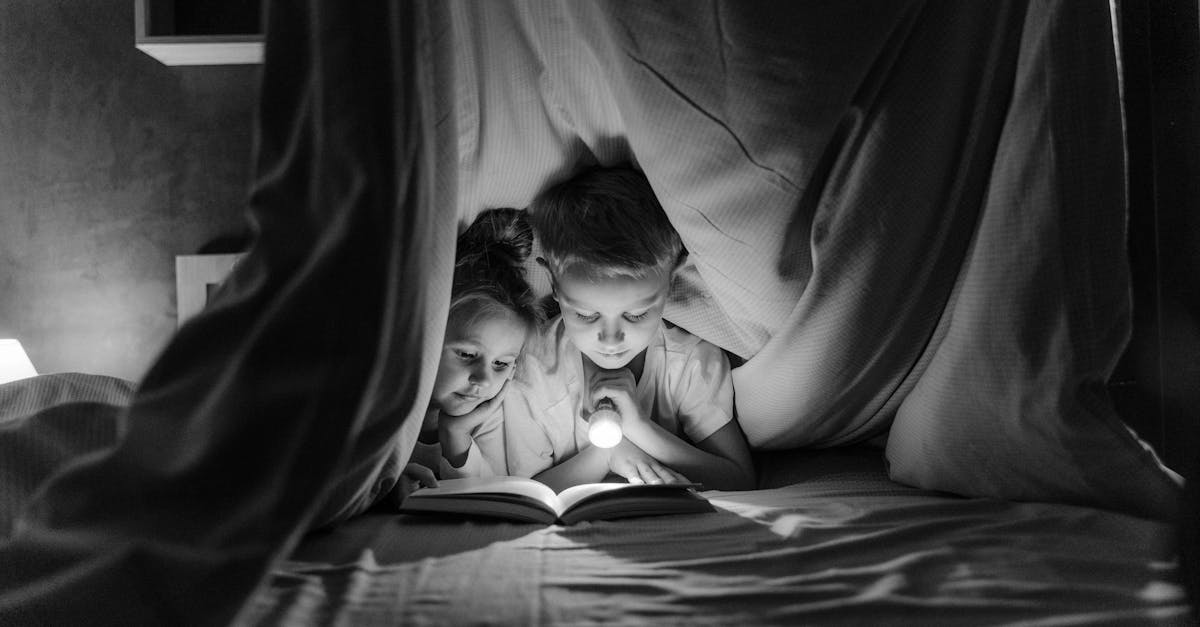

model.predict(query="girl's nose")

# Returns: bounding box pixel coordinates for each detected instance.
[468,365,493,388]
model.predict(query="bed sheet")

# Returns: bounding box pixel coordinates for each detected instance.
[247,450,1189,626]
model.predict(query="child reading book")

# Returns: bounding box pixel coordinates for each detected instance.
[504,166,755,492]
[398,208,546,495]
[309,209,546,527]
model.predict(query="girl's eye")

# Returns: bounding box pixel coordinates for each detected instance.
[624,312,648,322]
[575,312,600,323]
[457,351,476,360]
[492,361,511,371]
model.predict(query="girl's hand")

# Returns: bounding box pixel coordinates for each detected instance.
[587,368,641,424]
[398,462,438,502]
[608,440,688,485]
[439,379,510,437]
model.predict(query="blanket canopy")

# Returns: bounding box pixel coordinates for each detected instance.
[0,1,1180,624]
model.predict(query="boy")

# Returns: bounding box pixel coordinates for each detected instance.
[504,165,755,491]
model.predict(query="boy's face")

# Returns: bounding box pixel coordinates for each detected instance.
[554,266,670,370]
[433,309,527,416]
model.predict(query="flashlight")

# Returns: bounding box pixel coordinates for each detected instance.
[587,397,623,448]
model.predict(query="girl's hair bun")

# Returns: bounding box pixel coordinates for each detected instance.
[457,207,533,269]
[451,208,545,331]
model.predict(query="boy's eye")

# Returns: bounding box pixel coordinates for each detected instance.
[575,312,600,323]
[456,350,476,360]
[624,312,648,322]
[492,361,511,371]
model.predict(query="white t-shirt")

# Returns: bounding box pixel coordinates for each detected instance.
[504,317,734,478]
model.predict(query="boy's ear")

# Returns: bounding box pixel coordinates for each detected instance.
[672,249,689,273]
[536,257,559,296]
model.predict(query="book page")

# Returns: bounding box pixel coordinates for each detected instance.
[414,476,562,510]
[556,482,700,512]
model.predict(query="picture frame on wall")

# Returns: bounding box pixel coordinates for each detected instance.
[175,253,245,327]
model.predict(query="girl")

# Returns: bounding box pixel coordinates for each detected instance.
[398,208,544,495]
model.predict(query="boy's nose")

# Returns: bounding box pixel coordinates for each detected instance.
[598,323,625,347]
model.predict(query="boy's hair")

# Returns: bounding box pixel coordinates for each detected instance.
[529,165,685,281]
[451,208,546,333]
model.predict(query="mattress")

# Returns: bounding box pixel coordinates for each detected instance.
[239,448,1188,626]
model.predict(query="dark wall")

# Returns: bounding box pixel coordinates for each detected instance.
[0,0,258,381]
[1116,1,1198,612]
[1114,0,1200,475]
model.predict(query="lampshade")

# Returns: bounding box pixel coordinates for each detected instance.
[0,339,38,384]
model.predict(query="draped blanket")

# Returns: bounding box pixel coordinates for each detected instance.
[0,2,1180,624]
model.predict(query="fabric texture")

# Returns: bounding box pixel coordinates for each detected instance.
[0,374,135,537]
[439,0,1177,519]
[504,317,734,479]
[0,1,1182,624]
[0,2,455,624]
[255,448,1187,626]
[884,1,1181,519]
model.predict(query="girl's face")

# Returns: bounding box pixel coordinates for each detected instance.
[432,308,528,416]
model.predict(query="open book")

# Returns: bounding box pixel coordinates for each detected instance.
[399,476,714,525]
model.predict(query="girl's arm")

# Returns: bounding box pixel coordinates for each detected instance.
[439,408,505,477]
[439,381,509,474]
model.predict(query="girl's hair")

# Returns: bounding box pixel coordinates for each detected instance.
[449,208,545,334]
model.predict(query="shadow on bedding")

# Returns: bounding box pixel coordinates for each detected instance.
[753,444,889,489]
[293,512,544,564]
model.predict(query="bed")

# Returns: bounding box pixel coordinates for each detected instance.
[0,374,1189,625]
[0,1,1195,625]
[261,448,1189,626]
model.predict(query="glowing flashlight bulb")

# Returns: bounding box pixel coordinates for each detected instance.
[588,398,623,448]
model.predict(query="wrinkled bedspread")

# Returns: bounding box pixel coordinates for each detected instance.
[244,452,1188,626]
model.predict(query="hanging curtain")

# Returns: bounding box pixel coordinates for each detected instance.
[0,2,456,624]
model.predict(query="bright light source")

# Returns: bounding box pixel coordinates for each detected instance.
[587,399,623,448]
[0,339,37,385]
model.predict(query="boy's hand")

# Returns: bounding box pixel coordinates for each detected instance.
[608,440,688,485]
[439,379,510,436]
[587,368,641,423]
[398,462,438,502]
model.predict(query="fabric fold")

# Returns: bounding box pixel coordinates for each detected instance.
[0,2,452,623]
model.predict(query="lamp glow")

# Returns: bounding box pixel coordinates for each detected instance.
[587,398,623,449]
[0,339,37,385]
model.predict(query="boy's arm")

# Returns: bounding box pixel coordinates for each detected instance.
[618,418,755,490]
[532,438,687,491]
[590,343,755,490]
[531,445,611,492]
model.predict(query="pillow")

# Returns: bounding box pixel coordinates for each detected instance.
[0,373,135,535]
